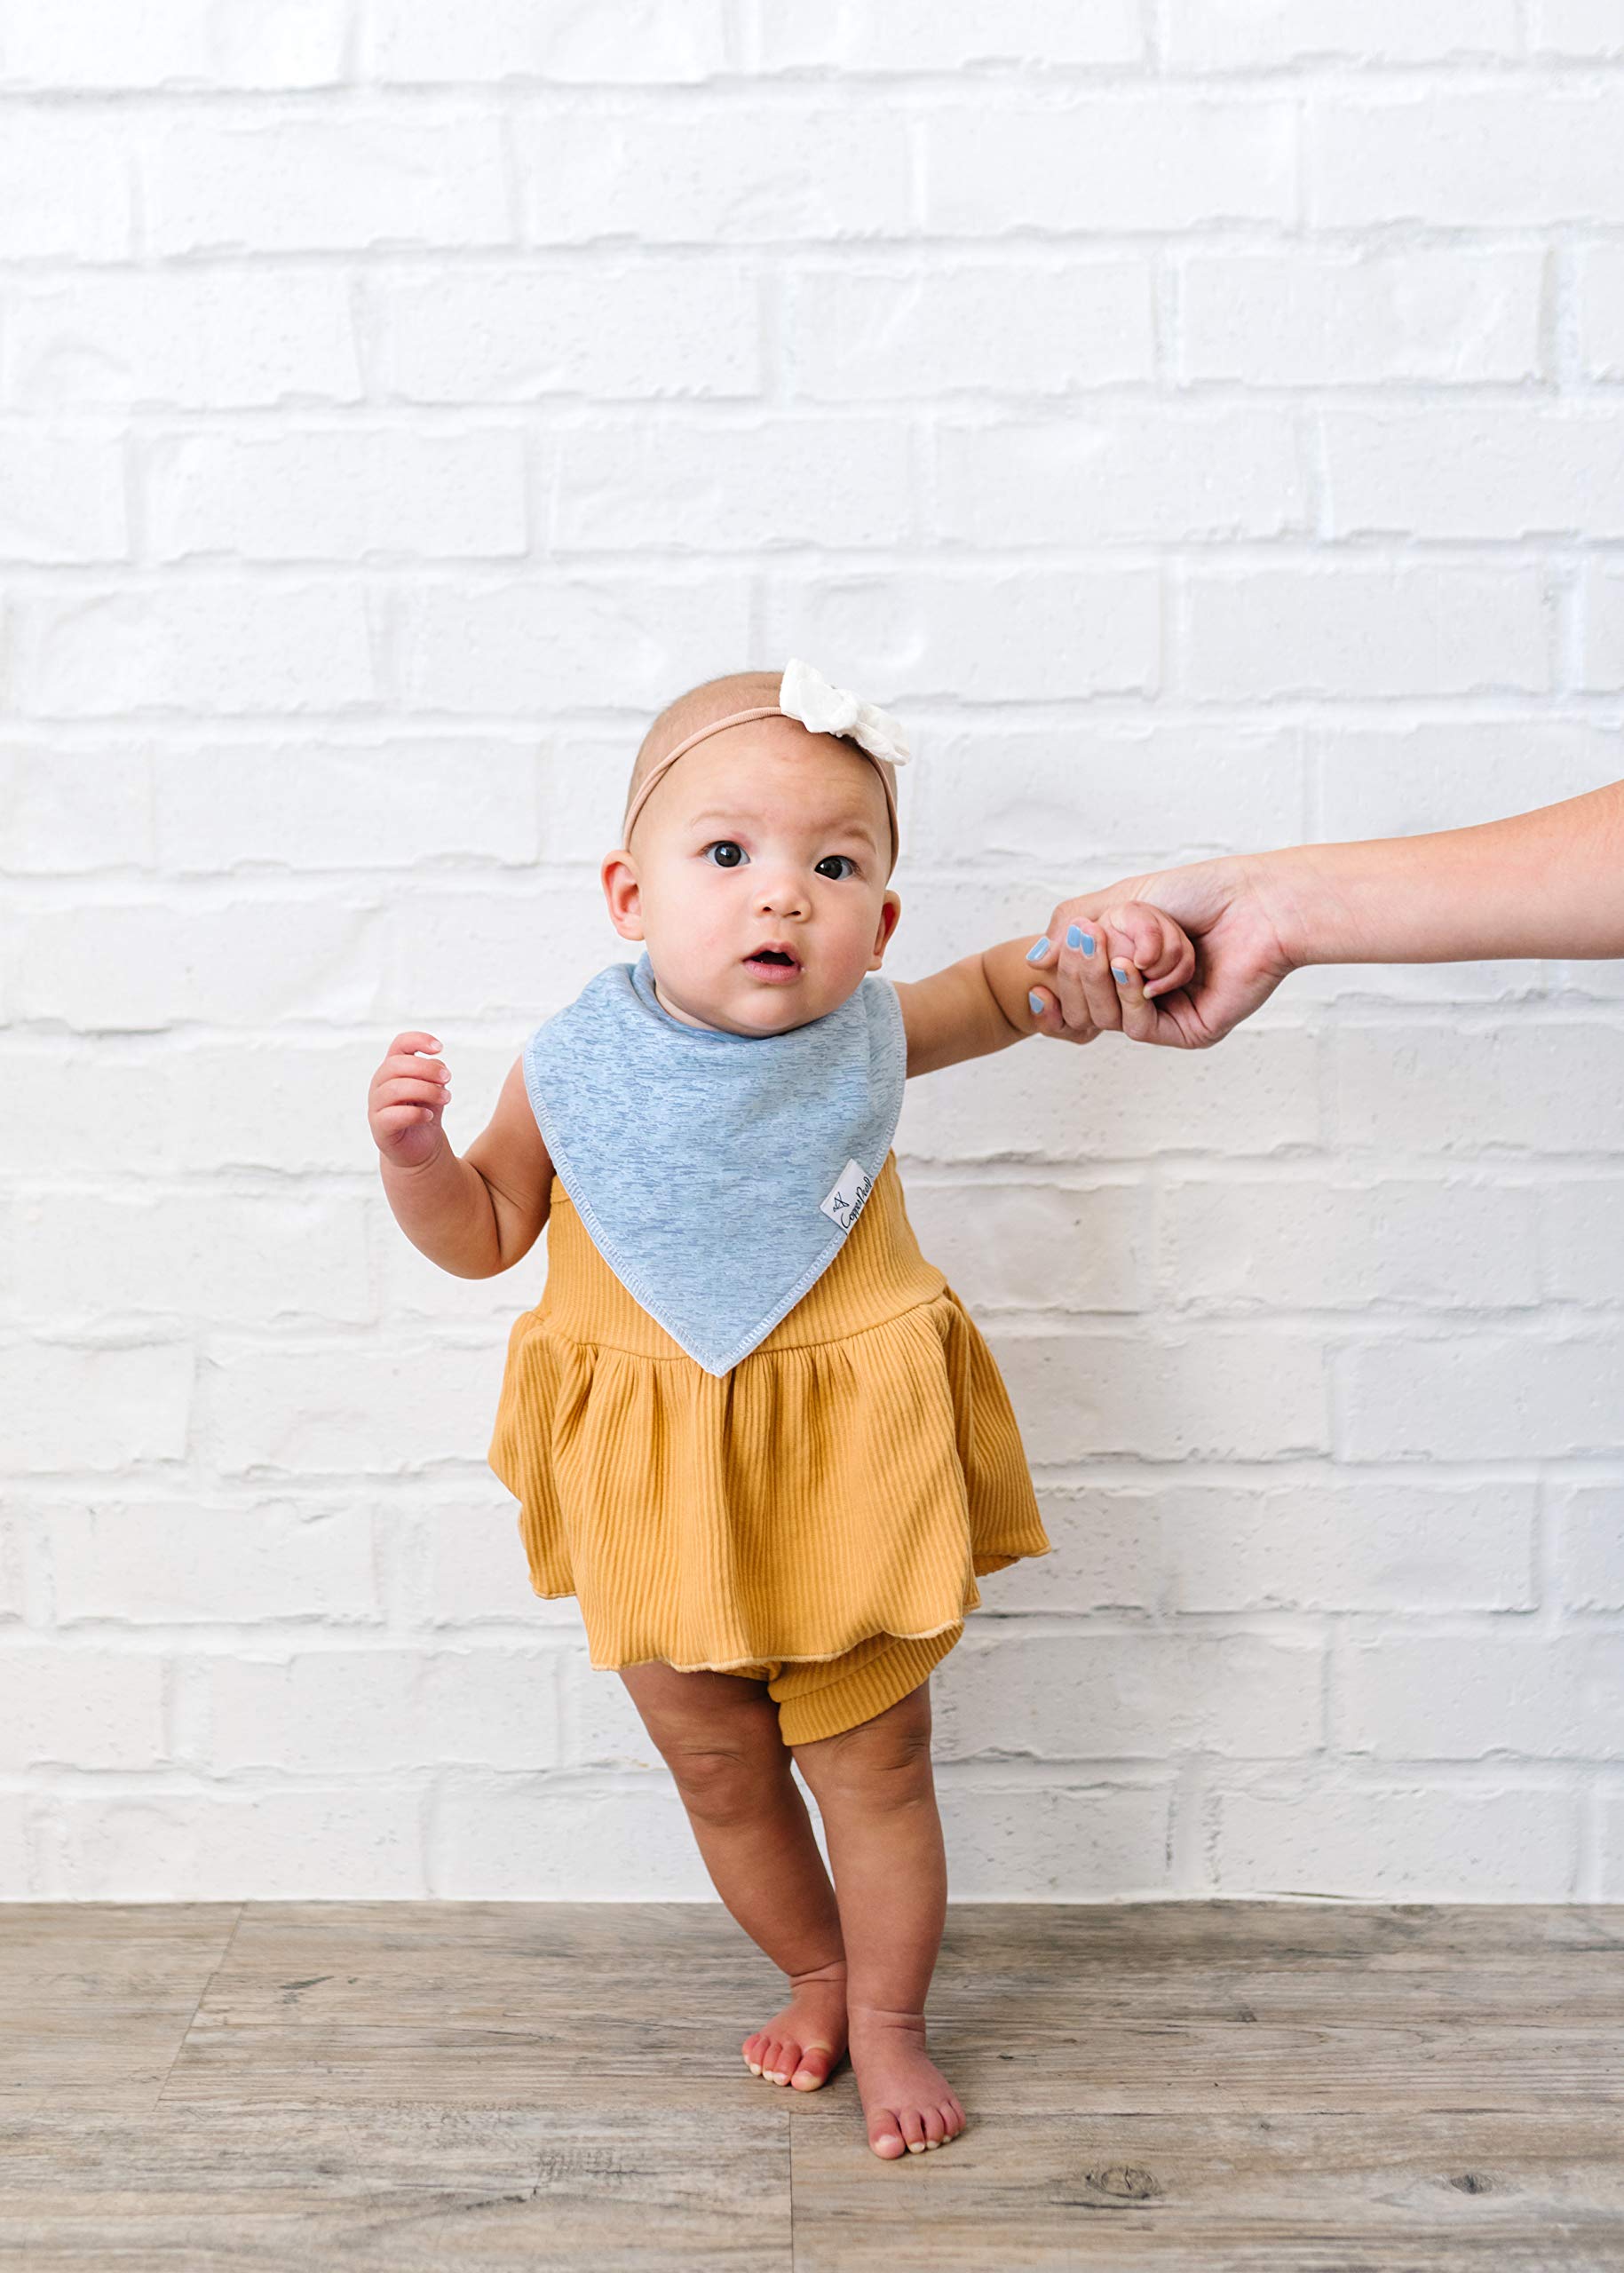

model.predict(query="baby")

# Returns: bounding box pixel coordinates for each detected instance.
[369,662,1194,2160]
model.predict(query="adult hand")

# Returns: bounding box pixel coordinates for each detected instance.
[1025,899,1192,1043]
[1026,855,1300,1049]
[1030,778,1624,1047]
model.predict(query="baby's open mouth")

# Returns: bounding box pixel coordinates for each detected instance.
[744,946,801,976]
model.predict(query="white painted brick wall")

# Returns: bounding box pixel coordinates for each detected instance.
[1177,248,1547,387]
[1587,564,1624,687]
[2,4,1620,1909]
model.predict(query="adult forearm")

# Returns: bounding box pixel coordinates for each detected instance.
[1265,780,1624,969]
[380,1138,503,1279]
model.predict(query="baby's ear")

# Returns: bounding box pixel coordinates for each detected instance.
[600,849,645,939]
[870,889,902,962]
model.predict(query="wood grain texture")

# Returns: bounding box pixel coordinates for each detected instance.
[2,1900,1620,2270]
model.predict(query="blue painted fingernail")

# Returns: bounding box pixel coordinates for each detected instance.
[1028,992,1043,1015]
[1026,939,1048,963]
[1081,932,1096,956]
[1065,924,1083,950]
[1113,964,1129,982]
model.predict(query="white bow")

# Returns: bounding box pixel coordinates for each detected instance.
[780,657,910,766]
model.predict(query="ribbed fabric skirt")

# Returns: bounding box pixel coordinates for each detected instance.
[487,1151,1052,1684]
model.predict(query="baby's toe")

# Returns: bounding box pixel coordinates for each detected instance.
[899,2108,929,2154]
[789,2044,835,2090]
[919,2104,947,2147]
[868,2109,907,2159]
[764,2037,794,2085]
[741,2031,764,2074]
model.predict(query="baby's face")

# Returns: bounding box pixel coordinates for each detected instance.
[601,720,901,1037]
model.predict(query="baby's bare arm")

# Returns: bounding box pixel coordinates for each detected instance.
[895,906,1198,1076]
[380,1142,507,1279]
[463,1057,553,1270]
[377,1053,552,1278]
[892,939,1050,1079]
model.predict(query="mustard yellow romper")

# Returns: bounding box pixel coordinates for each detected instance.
[487,1150,1052,1745]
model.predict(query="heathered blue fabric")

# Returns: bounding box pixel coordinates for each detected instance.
[520,950,907,1374]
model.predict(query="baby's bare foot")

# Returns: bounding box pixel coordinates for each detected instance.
[741,1961,847,2091]
[847,2007,964,2158]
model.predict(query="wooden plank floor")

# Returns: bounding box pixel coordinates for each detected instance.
[2,1901,1621,2269]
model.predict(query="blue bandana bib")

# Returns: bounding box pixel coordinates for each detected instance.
[521,952,907,1374]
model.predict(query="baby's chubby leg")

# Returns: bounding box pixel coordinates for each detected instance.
[617,1660,848,2089]
[790,1682,966,2159]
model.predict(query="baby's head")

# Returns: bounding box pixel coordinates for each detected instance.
[601,666,904,1037]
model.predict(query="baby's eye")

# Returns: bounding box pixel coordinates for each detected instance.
[814,854,858,881]
[704,841,749,868]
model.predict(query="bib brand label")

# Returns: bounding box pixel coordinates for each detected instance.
[820,1158,873,1231]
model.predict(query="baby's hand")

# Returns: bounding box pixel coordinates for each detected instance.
[1110,902,1198,994]
[1026,901,1197,1041]
[368,1030,451,1168]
